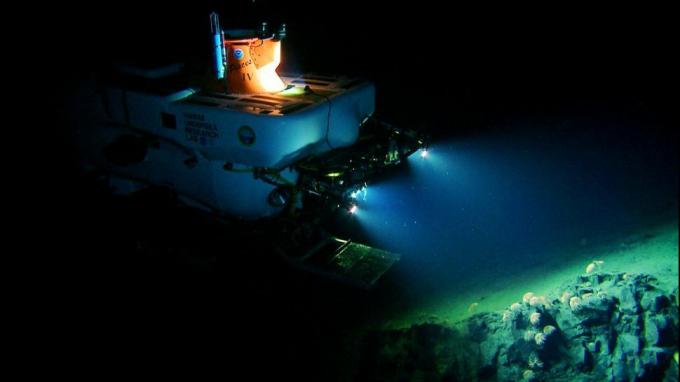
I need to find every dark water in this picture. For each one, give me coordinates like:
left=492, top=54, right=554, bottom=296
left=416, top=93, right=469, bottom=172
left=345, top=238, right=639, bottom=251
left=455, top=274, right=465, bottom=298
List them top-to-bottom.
left=35, top=2, right=677, bottom=380
left=344, top=115, right=677, bottom=300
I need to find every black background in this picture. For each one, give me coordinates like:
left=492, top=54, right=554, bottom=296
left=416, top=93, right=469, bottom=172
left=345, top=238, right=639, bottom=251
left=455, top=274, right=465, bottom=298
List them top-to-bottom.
left=44, top=1, right=676, bottom=116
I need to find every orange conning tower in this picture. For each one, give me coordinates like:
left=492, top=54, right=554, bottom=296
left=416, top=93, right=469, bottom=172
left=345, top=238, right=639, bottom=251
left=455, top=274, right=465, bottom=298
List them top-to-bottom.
left=225, top=37, right=286, bottom=94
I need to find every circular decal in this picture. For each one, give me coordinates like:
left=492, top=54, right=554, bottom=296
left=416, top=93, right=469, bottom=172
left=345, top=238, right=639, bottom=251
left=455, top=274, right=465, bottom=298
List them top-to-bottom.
left=233, top=48, right=244, bottom=60
left=238, top=125, right=256, bottom=146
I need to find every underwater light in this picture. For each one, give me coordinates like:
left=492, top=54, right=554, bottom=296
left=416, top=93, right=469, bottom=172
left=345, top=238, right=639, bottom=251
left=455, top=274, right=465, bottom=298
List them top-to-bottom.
left=258, top=63, right=287, bottom=93
left=420, top=149, right=429, bottom=158
left=350, top=184, right=368, bottom=200
left=349, top=205, right=358, bottom=214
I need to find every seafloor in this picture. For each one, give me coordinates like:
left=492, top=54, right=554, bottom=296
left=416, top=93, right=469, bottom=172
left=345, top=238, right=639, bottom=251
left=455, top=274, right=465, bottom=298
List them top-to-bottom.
left=337, top=219, right=679, bottom=381
left=380, top=220, right=678, bottom=330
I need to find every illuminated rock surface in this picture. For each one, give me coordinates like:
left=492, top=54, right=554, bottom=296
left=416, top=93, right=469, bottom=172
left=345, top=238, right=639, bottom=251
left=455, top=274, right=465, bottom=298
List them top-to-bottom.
left=356, top=271, right=679, bottom=381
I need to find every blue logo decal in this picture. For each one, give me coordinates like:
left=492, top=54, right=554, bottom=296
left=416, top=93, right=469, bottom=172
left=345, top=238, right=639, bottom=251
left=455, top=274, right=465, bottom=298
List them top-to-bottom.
left=233, top=49, right=244, bottom=60
left=238, top=125, right=256, bottom=146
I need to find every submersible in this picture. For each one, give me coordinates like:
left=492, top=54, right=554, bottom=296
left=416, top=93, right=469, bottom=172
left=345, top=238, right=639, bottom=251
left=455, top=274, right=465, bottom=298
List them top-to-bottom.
left=74, top=12, right=428, bottom=288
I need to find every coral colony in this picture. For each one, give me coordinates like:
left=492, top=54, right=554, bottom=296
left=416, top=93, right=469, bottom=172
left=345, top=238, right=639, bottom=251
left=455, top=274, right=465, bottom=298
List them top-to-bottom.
left=586, top=260, right=605, bottom=274
left=357, top=261, right=679, bottom=380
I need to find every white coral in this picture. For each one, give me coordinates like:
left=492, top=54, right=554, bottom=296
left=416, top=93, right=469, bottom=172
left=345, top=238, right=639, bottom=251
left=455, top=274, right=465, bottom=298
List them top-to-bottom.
left=585, top=260, right=605, bottom=274
left=560, top=291, right=572, bottom=305
left=523, top=292, right=535, bottom=304
left=529, top=295, right=551, bottom=308
left=569, top=296, right=582, bottom=311
left=504, top=303, right=523, bottom=323
left=529, top=312, right=541, bottom=326
left=543, top=325, right=557, bottom=336
left=524, top=329, right=537, bottom=342
left=534, top=332, right=547, bottom=346
left=528, top=352, right=544, bottom=369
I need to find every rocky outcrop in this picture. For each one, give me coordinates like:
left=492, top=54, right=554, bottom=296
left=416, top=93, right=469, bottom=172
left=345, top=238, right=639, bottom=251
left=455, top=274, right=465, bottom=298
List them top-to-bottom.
left=356, top=272, right=679, bottom=381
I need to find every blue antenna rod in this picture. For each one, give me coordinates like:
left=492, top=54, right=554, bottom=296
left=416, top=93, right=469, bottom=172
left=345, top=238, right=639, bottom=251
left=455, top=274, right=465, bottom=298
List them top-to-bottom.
left=210, top=12, right=225, bottom=80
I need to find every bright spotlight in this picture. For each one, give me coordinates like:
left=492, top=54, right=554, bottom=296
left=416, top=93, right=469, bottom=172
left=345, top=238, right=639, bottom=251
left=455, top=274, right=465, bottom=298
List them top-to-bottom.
left=420, top=149, right=429, bottom=158
left=349, top=185, right=367, bottom=200
left=349, top=205, right=358, bottom=214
